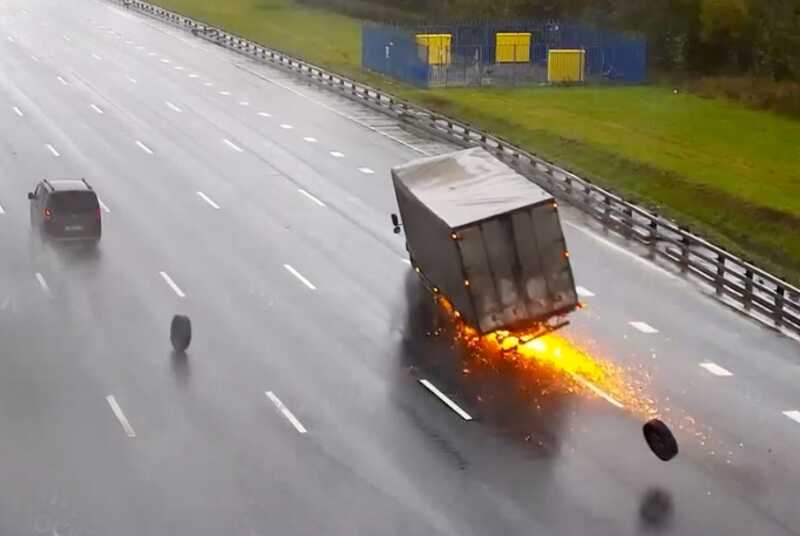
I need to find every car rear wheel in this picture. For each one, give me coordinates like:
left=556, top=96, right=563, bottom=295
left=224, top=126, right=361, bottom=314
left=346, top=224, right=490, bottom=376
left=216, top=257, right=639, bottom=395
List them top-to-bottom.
left=170, top=315, right=192, bottom=353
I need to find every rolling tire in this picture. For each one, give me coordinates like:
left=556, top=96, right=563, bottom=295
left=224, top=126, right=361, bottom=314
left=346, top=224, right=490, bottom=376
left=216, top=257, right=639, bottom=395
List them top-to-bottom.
left=170, top=314, right=191, bottom=352
left=643, top=419, right=678, bottom=461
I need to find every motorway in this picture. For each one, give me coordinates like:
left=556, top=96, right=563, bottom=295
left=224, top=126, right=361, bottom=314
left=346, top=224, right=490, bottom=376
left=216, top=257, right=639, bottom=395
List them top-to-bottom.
left=0, top=1, right=799, bottom=535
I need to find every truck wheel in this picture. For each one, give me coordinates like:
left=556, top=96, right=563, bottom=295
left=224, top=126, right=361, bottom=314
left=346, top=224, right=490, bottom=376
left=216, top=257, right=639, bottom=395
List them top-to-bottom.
left=170, top=314, right=191, bottom=352
left=643, top=419, right=678, bottom=461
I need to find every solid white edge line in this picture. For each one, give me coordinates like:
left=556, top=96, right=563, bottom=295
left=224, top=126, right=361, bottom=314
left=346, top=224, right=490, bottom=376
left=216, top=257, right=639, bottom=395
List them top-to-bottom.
left=165, top=101, right=182, bottom=113
left=90, top=104, right=104, bottom=114
left=13, top=106, right=23, bottom=117
left=223, top=139, right=243, bottom=152
left=136, top=140, right=153, bottom=154
left=46, top=144, right=60, bottom=157
left=297, top=188, right=326, bottom=207
left=196, top=191, right=221, bottom=209
left=98, top=199, right=110, bottom=213
left=564, top=221, right=677, bottom=280
left=401, top=258, right=411, bottom=265
left=283, top=264, right=316, bottom=290
left=159, top=271, right=186, bottom=298
left=35, top=272, right=49, bottom=293
left=629, top=321, right=659, bottom=334
left=699, top=362, right=733, bottom=377
left=570, top=373, right=624, bottom=408
left=419, top=379, right=473, bottom=420
left=265, top=391, right=307, bottom=434
left=106, top=395, right=136, bottom=438
left=783, top=410, right=800, bottom=424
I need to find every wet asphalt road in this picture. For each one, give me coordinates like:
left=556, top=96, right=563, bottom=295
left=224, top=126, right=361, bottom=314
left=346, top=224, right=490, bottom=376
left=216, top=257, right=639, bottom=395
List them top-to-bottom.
left=0, top=1, right=799, bottom=535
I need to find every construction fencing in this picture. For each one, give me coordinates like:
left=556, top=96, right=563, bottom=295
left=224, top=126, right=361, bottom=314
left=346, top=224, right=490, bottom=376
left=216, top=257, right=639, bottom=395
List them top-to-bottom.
left=363, top=22, right=647, bottom=88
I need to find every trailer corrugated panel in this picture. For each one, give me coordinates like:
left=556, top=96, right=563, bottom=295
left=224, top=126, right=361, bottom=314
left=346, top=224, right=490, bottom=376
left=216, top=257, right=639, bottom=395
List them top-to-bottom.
left=496, top=32, right=531, bottom=63
left=547, top=49, right=585, bottom=82
left=392, top=148, right=578, bottom=334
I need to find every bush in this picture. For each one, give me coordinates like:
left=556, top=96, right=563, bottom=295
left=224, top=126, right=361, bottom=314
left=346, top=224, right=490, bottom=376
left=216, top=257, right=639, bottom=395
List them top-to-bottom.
left=690, top=76, right=800, bottom=118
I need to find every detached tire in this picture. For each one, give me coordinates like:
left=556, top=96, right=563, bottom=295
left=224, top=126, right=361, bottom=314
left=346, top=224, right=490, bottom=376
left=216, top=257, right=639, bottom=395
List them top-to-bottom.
left=170, top=315, right=191, bottom=352
left=643, top=419, right=678, bottom=461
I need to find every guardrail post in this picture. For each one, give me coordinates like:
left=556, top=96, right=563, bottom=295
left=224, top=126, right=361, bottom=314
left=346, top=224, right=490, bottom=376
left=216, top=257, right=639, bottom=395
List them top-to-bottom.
left=602, top=197, right=611, bottom=227
left=623, top=207, right=633, bottom=240
left=648, top=217, right=658, bottom=248
left=680, top=235, right=690, bottom=273
left=715, top=253, right=725, bottom=296
left=743, top=270, right=753, bottom=311
left=775, top=286, right=785, bottom=328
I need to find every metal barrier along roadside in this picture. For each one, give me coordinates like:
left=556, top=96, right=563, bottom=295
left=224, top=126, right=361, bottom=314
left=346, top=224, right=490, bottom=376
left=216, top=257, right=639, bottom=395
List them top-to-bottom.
left=112, top=0, right=800, bottom=341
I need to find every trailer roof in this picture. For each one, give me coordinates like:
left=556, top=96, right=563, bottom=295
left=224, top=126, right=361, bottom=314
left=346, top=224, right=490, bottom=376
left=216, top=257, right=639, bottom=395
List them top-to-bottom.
left=391, top=147, right=553, bottom=228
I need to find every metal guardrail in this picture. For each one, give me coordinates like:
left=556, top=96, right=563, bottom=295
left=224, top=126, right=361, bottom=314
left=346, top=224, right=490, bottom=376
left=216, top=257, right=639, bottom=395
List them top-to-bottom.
left=115, top=0, right=800, bottom=340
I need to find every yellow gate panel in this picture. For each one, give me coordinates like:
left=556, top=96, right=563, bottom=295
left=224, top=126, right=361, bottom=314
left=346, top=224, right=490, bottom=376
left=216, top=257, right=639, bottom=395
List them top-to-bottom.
left=496, top=32, right=531, bottom=63
left=416, top=34, right=452, bottom=66
left=547, top=49, right=586, bottom=82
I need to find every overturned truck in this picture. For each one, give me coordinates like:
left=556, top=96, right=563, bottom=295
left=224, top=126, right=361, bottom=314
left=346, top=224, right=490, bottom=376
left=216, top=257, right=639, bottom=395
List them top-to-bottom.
left=391, top=147, right=579, bottom=337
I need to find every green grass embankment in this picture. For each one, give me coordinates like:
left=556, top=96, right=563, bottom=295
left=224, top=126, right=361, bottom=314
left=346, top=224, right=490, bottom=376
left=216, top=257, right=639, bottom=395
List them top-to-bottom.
left=153, top=0, right=800, bottom=285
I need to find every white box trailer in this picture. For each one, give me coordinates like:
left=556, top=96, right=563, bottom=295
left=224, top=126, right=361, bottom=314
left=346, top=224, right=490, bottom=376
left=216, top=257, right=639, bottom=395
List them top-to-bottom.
left=391, top=147, right=578, bottom=335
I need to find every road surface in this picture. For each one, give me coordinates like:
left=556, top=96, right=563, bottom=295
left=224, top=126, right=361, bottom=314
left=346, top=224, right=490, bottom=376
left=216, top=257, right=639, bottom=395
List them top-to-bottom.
left=0, top=1, right=798, bottom=535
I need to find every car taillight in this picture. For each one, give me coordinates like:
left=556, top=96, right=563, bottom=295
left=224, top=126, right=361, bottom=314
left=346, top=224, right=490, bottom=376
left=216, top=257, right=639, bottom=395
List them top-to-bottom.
left=43, top=208, right=52, bottom=221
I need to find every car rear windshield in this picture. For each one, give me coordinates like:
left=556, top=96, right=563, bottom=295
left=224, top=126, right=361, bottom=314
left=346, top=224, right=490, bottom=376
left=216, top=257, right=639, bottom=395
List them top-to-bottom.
left=48, top=191, right=99, bottom=212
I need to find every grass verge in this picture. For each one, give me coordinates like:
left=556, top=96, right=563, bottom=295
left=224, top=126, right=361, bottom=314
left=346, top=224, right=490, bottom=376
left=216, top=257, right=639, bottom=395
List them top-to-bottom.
left=152, top=0, right=800, bottom=285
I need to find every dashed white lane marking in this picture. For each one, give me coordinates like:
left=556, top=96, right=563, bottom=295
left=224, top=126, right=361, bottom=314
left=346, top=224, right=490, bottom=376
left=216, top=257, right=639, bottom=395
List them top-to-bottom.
left=63, top=35, right=71, bottom=42
left=7, top=36, right=14, bottom=43
left=125, top=40, right=133, bottom=45
left=136, top=45, right=145, bottom=51
left=147, top=51, right=157, bottom=56
left=91, top=53, right=103, bottom=61
left=31, top=55, right=40, bottom=62
left=160, top=58, right=170, bottom=63
left=173, top=65, right=184, bottom=71
left=188, top=73, right=199, bottom=79
left=57, top=76, right=68, bottom=85
left=127, top=76, right=137, bottom=84
left=203, top=81, right=213, bottom=87
left=218, top=90, right=231, bottom=96
left=165, top=101, right=182, bottom=113
left=239, top=101, right=249, bottom=106
left=90, top=104, right=104, bottom=115
left=13, top=106, right=23, bottom=117
left=257, top=111, right=271, bottom=117
left=280, top=124, right=293, bottom=130
left=303, top=136, right=317, bottom=143
left=223, top=139, right=243, bottom=153
left=136, top=141, right=153, bottom=155
left=46, top=144, right=60, bottom=157
left=330, top=151, right=345, bottom=158
left=358, top=167, right=374, bottom=174
left=297, top=188, right=326, bottom=207
left=196, top=191, right=220, bottom=209
left=98, top=199, right=110, bottom=213
left=0, top=203, right=4, bottom=214
left=564, top=221, right=677, bottom=280
left=284, top=264, right=316, bottom=290
left=159, top=271, right=186, bottom=298
left=35, top=272, right=49, bottom=293
left=576, top=286, right=595, bottom=297
left=629, top=321, right=659, bottom=334
left=699, top=362, right=733, bottom=377
left=570, top=373, right=624, bottom=408
left=419, top=379, right=473, bottom=421
left=265, top=391, right=307, bottom=434
left=106, top=395, right=136, bottom=438
left=783, top=411, right=800, bottom=424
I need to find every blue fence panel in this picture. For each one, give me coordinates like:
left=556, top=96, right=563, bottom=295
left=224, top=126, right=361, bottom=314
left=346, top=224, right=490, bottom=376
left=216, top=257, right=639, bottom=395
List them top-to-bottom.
left=362, top=25, right=429, bottom=87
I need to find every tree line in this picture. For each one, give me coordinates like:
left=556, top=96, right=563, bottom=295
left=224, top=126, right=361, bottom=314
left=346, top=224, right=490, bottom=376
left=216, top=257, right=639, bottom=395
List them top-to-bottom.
left=311, top=0, right=800, bottom=80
